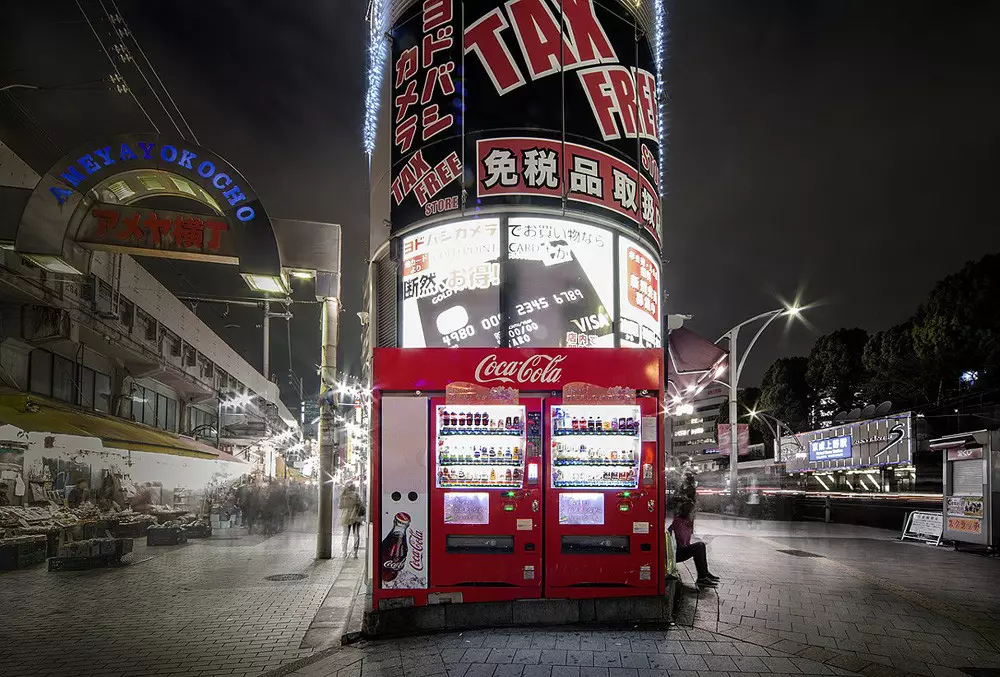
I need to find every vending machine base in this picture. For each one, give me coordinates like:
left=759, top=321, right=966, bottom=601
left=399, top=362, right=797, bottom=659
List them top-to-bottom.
left=363, top=582, right=679, bottom=638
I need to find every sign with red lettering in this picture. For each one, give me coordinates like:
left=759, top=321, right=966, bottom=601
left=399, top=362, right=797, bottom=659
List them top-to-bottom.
left=389, top=0, right=661, bottom=250
left=390, top=0, right=463, bottom=228
left=78, top=203, right=236, bottom=261
left=372, top=347, right=662, bottom=392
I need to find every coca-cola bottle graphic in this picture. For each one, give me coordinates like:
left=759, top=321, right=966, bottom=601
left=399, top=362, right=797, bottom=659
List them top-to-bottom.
left=380, top=512, right=411, bottom=583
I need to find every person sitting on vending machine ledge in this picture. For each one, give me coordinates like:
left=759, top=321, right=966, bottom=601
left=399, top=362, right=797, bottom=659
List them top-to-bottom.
left=669, top=502, right=719, bottom=588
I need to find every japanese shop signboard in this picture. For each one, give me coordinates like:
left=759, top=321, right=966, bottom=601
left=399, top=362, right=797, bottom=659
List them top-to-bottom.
left=389, top=0, right=661, bottom=249
left=390, top=0, right=463, bottom=229
left=78, top=204, right=236, bottom=261
left=400, top=218, right=502, bottom=348
left=617, top=235, right=661, bottom=348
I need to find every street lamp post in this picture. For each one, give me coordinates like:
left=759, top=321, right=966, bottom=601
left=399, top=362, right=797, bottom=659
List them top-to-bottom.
left=719, top=306, right=800, bottom=504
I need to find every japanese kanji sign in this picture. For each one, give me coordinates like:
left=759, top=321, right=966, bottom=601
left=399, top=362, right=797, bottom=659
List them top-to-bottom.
left=388, top=0, right=662, bottom=251
left=390, top=0, right=463, bottom=229
left=477, top=137, right=660, bottom=246
left=78, top=204, right=236, bottom=261
left=618, top=234, right=661, bottom=348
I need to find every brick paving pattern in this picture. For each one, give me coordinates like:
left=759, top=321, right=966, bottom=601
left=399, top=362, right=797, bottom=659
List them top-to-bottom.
left=291, top=516, right=1000, bottom=677
left=0, top=527, right=363, bottom=677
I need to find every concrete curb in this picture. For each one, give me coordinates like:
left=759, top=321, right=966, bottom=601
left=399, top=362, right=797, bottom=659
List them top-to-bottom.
left=361, top=580, right=680, bottom=639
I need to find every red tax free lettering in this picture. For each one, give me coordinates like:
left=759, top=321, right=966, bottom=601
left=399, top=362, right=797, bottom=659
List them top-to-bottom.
left=464, top=0, right=616, bottom=95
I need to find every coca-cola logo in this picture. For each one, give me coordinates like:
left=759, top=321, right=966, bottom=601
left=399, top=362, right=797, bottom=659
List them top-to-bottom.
left=474, top=354, right=565, bottom=385
left=408, top=528, right=424, bottom=571
left=382, top=558, right=404, bottom=572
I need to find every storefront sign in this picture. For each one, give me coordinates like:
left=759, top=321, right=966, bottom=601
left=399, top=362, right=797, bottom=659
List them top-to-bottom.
left=389, top=0, right=661, bottom=248
left=18, top=132, right=281, bottom=277
left=47, top=139, right=257, bottom=222
left=79, top=205, right=236, bottom=260
left=373, top=347, right=661, bottom=392
left=787, top=414, right=914, bottom=473
left=808, top=435, right=853, bottom=462
left=947, top=447, right=983, bottom=461
left=947, top=496, right=984, bottom=518
left=947, top=516, right=982, bottom=535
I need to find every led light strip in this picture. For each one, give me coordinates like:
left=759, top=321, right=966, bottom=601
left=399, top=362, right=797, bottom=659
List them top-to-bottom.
left=363, top=0, right=390, bottom=156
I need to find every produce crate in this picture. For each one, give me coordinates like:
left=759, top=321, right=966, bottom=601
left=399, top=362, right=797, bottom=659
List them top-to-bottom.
left=112, top=522, right=149, bottom=539
left=183, top=524, right=212, bottom=538
left=146, top=527, right=187, bottom=546
left=0, top=538, right=48, bottom=570
left=114, top=538, right=134, bottom=557
left=48, top=554, right=120, bottom=571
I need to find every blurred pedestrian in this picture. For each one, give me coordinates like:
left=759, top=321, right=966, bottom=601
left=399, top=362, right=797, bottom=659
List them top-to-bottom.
left=338, top=482, right=364, bottom=558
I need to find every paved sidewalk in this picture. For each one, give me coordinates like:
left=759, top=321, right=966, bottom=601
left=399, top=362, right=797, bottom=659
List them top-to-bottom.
left=287, top=516, right=1000, bottom=677
left=0, top=526, right=365, bottom=677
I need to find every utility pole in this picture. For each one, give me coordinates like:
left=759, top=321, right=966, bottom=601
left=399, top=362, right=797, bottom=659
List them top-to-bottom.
left=317, top=297, right=340, bottom=559
left=263, top=300, right=270, bottom=381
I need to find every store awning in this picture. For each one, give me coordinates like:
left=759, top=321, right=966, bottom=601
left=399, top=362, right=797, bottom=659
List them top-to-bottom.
left=0, top=391, right=227, bottom=460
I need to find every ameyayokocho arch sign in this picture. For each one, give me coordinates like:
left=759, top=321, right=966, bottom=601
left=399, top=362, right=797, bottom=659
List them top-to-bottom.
left=16, top=133, right=281, bottom=278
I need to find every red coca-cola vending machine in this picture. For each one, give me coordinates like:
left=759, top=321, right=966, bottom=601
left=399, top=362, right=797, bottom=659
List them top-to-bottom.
left=371, top=348, right=663, bottom=611
left=544, top=396, right=662, bottom=597
left=428, top=399, right=543, bottom=599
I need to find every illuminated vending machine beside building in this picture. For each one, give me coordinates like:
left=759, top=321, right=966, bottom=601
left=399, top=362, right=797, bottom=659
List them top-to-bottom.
left=363, top=0, right=666, bottom=612
left=371, top=349, right=664, bottom=609
left=546, top=396, right=661, bottom=597
left=430, top=399, right=542, bottom=598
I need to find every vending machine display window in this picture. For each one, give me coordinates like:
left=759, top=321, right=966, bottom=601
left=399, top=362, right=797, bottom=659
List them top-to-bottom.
left=550, top=404, right=641, bottom=489
left=436, top=405, right=526, bottom=489
left=443, top=492, right=490, bottom=524
left=558, top=492, right=605, bottom=525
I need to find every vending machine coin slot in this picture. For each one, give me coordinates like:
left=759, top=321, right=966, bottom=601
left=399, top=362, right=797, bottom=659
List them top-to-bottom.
left=446, top=535, right=515, bottom=554
left=561, top=535, right=630, bottom=555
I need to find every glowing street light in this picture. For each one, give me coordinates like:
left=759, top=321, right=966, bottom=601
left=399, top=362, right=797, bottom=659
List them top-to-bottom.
left=717, top=301, right=806, bottom=495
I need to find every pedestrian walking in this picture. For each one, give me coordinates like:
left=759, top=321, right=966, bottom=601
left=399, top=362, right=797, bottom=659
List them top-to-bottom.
left=338, top=482, right=364, bottom=558
left=668, top=502, right=720, bottom=588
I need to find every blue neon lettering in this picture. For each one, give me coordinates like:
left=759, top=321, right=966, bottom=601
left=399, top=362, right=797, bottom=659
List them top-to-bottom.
left=138, top=142, right=155, bottom=160
left=119, top=143, right=137, bottom=161
left=160, top=145, right=178, bottom=162
left=94, top=147, right=114, bottom=167
left=178, top=149, right=197, bottom=169
left=79, top=154, right=101, bottom=174
left=197, top=161, right=215, bottom=178
left=59, top=165, right=86, bottom=188
left=212, top=173, right=232, bottom=190
left=223, top=185, right=246, bottom=206
left=49, top=186, right=74, bottom=205
left=236, top=205, right=255, bottom=221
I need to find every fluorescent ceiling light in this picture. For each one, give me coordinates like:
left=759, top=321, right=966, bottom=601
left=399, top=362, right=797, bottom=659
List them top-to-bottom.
left=23, top=254, right=86, bottom=275
left=242, top=272, right=289, bottom=294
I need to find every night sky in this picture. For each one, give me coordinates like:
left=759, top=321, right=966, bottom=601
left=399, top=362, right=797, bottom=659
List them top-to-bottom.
left=7, top=0, right=1000, bottom=404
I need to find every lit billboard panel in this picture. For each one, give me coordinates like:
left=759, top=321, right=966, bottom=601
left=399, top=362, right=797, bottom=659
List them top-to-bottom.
left=507, top=217, right=614, bottom=348
left=401, top=218, right=502, bottom=348
left=618, top=235, right=661, bottom=348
